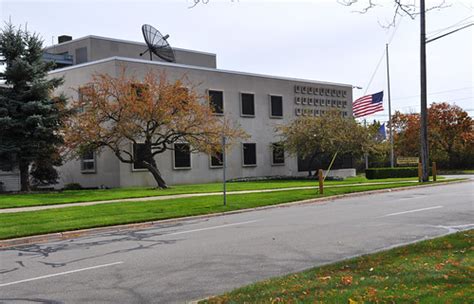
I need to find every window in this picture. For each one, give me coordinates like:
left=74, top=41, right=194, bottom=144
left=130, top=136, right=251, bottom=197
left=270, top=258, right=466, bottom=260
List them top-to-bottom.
left=75, top=47, right=88, bottom=64
left=77, top=85, right=94, bottom=113
left=208, top=90, right=224, bottom=114
left=241, top=93, right=255, bottom=116
left=268, top=95, right=283, bottom=118
left=295, top=96, right=301, bottom=105
left=133, top=143, right=147, bottom=170
left=174, top=143, right=191, bottom=169
left=242, top=143, right=257, bottom=166
left=272, top=143, right=285, bottom=165
left=81, top=150, right=96, bottom=173
left=210, top=150, right=223, bottom=168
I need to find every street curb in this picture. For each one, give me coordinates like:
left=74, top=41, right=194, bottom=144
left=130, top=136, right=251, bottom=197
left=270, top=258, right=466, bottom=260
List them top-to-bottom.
left=0, top=179, right=468, bottom=249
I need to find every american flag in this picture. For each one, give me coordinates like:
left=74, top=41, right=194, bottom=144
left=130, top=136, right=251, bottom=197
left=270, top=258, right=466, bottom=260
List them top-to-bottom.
left=352, top=91, right=384, bottom=118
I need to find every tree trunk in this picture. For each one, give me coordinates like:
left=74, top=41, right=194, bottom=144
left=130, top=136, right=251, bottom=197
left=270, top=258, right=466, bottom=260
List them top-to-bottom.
left=19, top=160, right=30, bottom=192
left=143, top=161, right=168, bottom=189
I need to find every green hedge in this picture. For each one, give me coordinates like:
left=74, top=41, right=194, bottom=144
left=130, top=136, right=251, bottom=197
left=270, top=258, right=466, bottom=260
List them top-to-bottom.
left=365, top=167, right=431, bottom=179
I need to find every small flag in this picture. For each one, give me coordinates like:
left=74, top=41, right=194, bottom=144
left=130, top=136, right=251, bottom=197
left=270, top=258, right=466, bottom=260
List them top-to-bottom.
left=353, top=91, right=384, bottom=118
left=377, top=123, right=386, bottom=140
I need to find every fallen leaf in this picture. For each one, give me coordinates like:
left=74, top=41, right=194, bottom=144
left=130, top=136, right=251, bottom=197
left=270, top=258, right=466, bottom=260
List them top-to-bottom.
left=319, top=276, right=332, bottom=282
left=341, top=276, right=353, bottom=286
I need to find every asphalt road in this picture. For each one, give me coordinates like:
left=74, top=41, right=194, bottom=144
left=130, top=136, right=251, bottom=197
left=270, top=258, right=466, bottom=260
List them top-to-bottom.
left=1, top=180, right=473, bottom=303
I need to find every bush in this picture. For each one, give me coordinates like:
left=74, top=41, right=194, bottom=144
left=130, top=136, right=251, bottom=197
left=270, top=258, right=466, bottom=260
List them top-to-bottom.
left=365, top=167, right=431, bottom=179
left=63, top=183, right=83, bottom=190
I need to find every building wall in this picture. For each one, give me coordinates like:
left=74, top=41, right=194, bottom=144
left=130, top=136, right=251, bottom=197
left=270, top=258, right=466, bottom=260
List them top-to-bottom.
left=45, top=36, right=217, bottom=69
left=50, top=57, right=353, bottom=188
left=50, top=60, right=121, bottom=188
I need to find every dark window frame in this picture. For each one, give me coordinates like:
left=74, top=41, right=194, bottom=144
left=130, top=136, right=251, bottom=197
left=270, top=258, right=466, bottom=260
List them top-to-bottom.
left=208, top=89, right=224, bottom=115
left=240, top=92, right=255, bottom=117
left=269, top=95, right=283, bottom=118
left=132, top=143, right=148, bottom=171
left=173, top=143, right=192, bottom=170
left=242, top=143, right=257, bottom=167
left=271, top=143, right=285, bottom=166
left=80, top=150, right=96, bottom=173
left=209, top=150, right=223, bottom=168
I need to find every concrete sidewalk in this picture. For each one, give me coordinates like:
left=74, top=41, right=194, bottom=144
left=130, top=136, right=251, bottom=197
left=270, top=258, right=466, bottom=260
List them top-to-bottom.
left=0, top=180, right=422, bottom=214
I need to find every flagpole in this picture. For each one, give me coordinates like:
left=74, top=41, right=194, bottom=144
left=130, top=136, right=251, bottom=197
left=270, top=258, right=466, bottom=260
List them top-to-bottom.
left=386, top=43, right=394, bottom=168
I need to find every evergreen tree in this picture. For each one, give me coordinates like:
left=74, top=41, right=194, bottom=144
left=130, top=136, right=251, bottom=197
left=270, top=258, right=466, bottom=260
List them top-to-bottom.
left=0, top=23, right=67, bottom=191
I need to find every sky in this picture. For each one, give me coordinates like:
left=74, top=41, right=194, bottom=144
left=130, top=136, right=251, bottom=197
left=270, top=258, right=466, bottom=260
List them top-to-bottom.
left=1, top=0, right=473, bottom=121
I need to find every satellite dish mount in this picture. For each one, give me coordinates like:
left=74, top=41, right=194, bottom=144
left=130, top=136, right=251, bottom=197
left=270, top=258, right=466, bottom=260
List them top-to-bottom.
left=139, top=24, right=176, bottom=62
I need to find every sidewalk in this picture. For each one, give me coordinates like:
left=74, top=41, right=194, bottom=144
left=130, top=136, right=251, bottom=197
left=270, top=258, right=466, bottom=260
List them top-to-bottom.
left=0, top=180, right=420, bottom=214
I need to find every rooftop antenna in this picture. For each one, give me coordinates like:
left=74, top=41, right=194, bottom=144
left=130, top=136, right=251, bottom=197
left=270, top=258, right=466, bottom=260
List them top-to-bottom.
left=139, top=24, right=176, bottom=62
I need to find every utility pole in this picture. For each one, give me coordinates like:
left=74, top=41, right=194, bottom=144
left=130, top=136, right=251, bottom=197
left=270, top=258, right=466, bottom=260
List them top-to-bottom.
left=420, top=0, right=429, bottom=182
left=386, top=43, right=394, bottom=168
left=222, top=135, right=227, bottom=206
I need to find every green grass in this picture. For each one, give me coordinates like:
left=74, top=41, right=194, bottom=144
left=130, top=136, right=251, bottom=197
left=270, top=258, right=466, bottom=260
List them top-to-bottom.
left=0, top=177, right=424, bottom=209
left=0, top=181, right=426, bottom=240
left=201, top=230, right=474, bottom=304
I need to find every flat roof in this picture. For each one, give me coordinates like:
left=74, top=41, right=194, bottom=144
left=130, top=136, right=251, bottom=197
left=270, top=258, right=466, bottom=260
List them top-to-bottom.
left=44, top=35, right=216, bottom=57
left=49, top=56, right=353, bottom=88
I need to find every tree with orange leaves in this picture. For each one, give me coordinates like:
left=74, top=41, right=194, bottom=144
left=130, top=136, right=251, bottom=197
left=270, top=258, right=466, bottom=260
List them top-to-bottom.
left=64, top=70, right=246, bottom=188
left=391, top=102, right=473, bottom=169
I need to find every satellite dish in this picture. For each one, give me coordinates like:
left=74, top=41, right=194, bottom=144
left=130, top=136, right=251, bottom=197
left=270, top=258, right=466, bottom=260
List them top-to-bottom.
left=139, top=24, right=176, bottom=63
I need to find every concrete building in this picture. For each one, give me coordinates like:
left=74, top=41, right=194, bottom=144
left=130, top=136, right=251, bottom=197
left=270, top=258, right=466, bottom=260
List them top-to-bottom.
left=37, top=35, right=354, bottom=189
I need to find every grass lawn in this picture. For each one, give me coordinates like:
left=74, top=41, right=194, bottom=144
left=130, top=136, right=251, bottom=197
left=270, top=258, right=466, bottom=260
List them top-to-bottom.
left=0, top=177, right=426, bottom=209
left=0, top=181, right=431, bottom=240
left=201, top=230, right=474, bottom=304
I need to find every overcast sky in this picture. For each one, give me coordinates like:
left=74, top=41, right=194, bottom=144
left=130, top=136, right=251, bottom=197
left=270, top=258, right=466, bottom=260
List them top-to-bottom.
left=1, top=0, right=473, bottom=121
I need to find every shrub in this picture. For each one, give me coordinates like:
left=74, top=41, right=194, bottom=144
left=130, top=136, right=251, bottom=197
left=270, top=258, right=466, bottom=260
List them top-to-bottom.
left=365, top=167, right=431, bottom=179
left=63, top=183, right=83, bottom=190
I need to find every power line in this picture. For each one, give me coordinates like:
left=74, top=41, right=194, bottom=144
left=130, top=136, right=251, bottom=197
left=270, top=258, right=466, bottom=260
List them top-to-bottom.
left=427, top=15, right=473, bottom=37
left=427, top=22, right=474, bottom=43
left=391, top=86, right=473, bottom=101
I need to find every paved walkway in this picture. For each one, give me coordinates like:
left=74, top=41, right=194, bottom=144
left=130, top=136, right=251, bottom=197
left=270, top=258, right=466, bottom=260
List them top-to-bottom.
left=0, top=180, right=421, bottom=214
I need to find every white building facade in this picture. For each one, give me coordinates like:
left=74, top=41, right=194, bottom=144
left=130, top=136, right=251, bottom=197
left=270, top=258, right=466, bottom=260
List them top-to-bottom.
left=42, top=35, right=355, bottom=188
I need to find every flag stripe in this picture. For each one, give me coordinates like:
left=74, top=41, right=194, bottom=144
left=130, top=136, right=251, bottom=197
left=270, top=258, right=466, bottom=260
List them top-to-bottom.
left=352, top=91, right=384, bottom=118
left=353, top=103, right=383, bottom=115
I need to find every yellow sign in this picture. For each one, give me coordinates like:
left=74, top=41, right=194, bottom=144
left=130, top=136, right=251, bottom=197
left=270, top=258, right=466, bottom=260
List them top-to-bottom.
left=397, top=156, right=419, bottom=165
